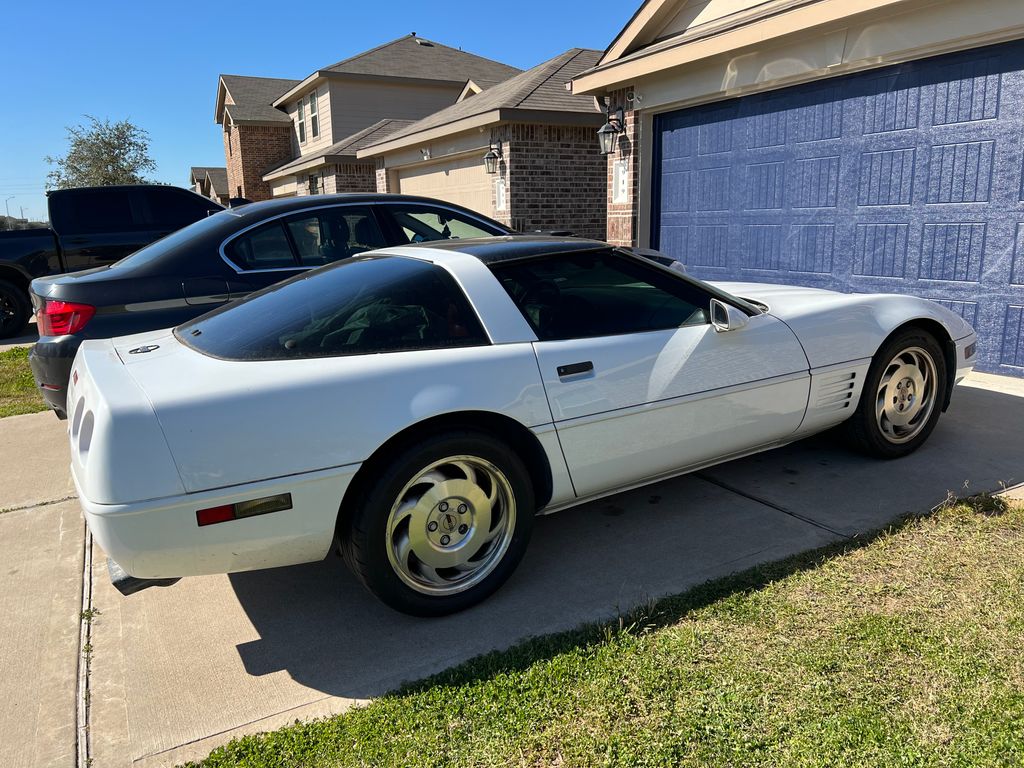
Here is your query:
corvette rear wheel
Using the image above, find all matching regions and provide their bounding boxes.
[846,328,947,459]
[342,431,534,616]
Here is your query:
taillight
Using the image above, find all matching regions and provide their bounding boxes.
[37,300,95,336]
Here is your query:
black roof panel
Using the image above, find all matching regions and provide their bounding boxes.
[411,235,610,263]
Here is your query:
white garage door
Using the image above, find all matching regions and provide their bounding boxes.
[397,153,492,215]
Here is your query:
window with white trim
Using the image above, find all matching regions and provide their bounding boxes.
[297,99,306,143]
[309,91,319,139]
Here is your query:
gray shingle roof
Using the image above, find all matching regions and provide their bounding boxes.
[220,74,298,124]
[263,119,416,178]
[364,49,603,147]
[324,34,521,84]
[205,167,228,196]
[189,166,220,183]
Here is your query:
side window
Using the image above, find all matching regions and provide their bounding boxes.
[142,189,218,230]
[285,206,387,267]
[384,205,502,244]
[491,250,710,341]
[297,99,306,144]
[54,189,137,234]
[177,257,490,360]
[224,222,297,271]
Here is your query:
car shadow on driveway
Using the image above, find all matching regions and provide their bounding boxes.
[228,383,1024,701]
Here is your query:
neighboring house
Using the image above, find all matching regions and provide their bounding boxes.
[189,166,229,205]
[214,34,520,202]
[358,49,608,240]
[571,0,1024,377]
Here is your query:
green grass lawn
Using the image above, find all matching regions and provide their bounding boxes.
[187,495,1024,768]
[0,346,47,418]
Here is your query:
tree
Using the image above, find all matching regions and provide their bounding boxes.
[45,116,157,189]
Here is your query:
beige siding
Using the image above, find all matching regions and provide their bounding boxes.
[328,79,464,140]
[287,86,334,156]
[396,153,492,215]
[269,177,297,198]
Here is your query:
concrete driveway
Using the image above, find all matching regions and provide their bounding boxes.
[2,373,1022,768]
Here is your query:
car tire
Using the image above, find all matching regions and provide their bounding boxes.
[845,327,947,459]
[0,281,31,340]
[341,430,535,616]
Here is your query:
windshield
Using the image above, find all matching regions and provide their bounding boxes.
[175,255,489,361]
[108,210,238,271]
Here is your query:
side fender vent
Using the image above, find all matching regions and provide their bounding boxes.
[814,371,856,412]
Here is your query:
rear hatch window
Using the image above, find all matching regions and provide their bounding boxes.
[175,255,489,361]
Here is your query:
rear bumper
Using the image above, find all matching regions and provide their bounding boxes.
[74,462,359,582]
[28,336,81,417]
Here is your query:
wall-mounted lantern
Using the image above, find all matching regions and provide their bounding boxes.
[597,106,624,155]
[483,144,502,174]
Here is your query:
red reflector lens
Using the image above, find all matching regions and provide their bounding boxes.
[37,300,96,336]
[196,504,235,527]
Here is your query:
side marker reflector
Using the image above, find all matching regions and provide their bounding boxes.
[196,493,293,527]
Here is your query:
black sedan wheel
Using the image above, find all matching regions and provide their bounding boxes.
[0,281,30,340]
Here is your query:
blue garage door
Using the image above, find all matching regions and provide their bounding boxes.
[652,39,1024,376]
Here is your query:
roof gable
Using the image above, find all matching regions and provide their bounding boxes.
[323,34,521,84]
[216,74,299,125]
[359,48,604,154]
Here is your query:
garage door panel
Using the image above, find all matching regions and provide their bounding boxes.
[396,153,492,215]
[652,38,1024,375]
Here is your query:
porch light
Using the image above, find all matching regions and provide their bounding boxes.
[483,144,502,175]
[598,106,624,155]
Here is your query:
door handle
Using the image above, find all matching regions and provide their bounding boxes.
[556,361,594,377]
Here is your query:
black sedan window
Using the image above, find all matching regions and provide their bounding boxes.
[224,221,297,270]
[491,249,710,341]
[176,256,489,361]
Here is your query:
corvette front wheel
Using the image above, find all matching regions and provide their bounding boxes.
[342,431,534,616]
[846,328,947,459]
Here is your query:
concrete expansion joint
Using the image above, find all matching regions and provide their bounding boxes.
[76,525,94,768]
[695,472,851,539]
[0,494,77,515]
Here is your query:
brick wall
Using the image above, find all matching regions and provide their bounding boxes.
[605,86,640,247]
[325,162,376,194]
[223,123,293,202]
[374,158,393,193]
[505,122,606,240]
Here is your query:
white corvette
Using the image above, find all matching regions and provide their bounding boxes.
[67,236,977,615]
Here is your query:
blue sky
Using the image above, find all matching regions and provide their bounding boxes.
[0,0,633,223]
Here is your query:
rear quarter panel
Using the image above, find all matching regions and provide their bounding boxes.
[119,334,553,494]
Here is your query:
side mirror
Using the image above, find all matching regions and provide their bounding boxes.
[710,299,750,332]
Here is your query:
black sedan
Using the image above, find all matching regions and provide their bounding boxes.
[29,194,513,417]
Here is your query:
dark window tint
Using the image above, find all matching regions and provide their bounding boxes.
[54,189,137,234]
[141,188,219,230]
[491,250,710,341]
[383,204,504,244]
[286,206,386,267]
[225,221,297,270]
[176,256,489,361]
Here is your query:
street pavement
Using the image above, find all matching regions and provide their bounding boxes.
[1,372,1022,767]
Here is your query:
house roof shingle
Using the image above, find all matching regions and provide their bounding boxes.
[219,74,298,124]
[323,34,521,84]
[262,119,416,179]
[361,48,603,150]
[205,167,229,197]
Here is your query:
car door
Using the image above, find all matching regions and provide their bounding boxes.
[490,250,811,498]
